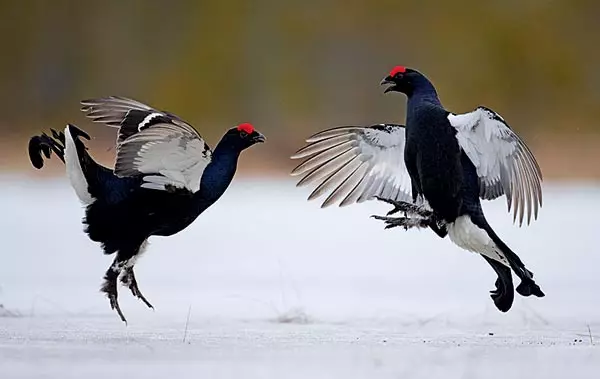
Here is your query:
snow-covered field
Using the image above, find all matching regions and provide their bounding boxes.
[1,176,599,378]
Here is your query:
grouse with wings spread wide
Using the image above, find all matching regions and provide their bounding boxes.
[29,96,265,322]
[291,67,544,312]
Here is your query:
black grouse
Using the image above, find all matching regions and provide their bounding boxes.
[29,96,265,322]
[291,66,544,312]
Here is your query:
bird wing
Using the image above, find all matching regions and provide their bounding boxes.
[290,124,412,207]
[81,96,212,193]
[447,106,543,226]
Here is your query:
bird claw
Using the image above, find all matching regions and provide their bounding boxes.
[130,285,154,310]
[121,271,155,310]
[386,207,406,216]
[108,292,128,324]
[374,197,402,215]
[140,296,155,311]
[374,196,398,206]
[374,197,432,218]
[371,214,429,230]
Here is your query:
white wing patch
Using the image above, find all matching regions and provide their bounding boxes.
[114,123,212,193]
[138,112,163,131]
[81,97,212,193]
[448,106,543,226]
[290,124,412,207]
[133,135,210,192]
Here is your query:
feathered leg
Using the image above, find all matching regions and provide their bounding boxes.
[100,241,145,323]
[101,256,128,323]
[120,267,154,309]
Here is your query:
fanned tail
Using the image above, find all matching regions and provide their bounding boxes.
[29,124,102,204]
[28,128,69,169]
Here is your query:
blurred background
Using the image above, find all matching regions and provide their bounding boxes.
[0,0,599,179]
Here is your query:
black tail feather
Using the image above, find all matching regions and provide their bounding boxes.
[482,223,545,299]
[28,124,94,169]
[482,255,514,312]
[516,277,545,297]
[66,123,91,141]
[28,132,66,169]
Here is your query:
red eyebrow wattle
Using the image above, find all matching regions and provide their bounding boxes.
[237,123,254,134]
[389,66,406,76]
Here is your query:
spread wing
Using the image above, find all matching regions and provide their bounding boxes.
[447,106,543,226]
[290,124,412,207]
[81,96,212,193]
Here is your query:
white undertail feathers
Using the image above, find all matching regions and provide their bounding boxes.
[64,125,94,205]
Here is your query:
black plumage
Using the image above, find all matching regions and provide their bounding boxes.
[291,66,544,312]
[29,97,265,322]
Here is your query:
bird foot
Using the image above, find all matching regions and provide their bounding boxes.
[374,197,433,218]
[101,281,127,324]
[371,214,430,230]
[120,270,154,310]
[129,284,154,310]
[109,293,127,324]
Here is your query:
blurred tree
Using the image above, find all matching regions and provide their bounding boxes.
[0,0,598,176]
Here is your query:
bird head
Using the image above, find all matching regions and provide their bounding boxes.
[222,123,266,150]
[380,66,419,95]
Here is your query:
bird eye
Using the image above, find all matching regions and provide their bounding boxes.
[240,131,248,138]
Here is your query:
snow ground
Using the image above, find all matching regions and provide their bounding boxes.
[1,176,599,378]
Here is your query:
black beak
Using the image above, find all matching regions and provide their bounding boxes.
[380,75,397,93]
[252,132,266,143]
